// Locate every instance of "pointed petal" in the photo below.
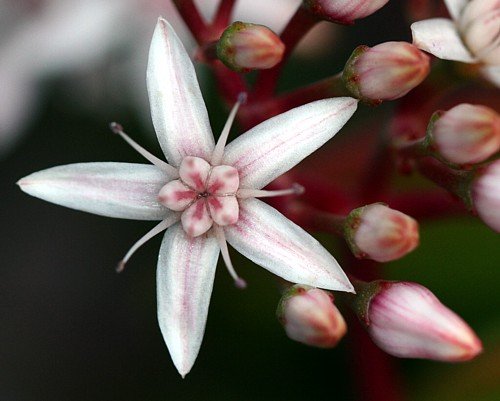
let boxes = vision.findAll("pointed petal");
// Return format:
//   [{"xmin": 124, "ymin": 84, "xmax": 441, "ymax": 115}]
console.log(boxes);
[
  {"xmin": 208, "ymin": 196, "xmax": 239, "ymax": 225},
  {"xmin": 181, "ymin": 200, "xmax": 213, "ymax": 237},
  {"xmin": 179, "ymin": 156, "xmax": 211, "ymax": 191},
  {"xmin": 158, "ymin": 180, "xmax": 196, "ymax": 211},
  {"xmin": 443, "ymin": 0, "xmax": 467, "ymax": 20},
  {"xmin": 482, "ymin": 65, "xmax": 500, "ymax": 87},
  {"xmin": 157, "ymin": 223, "xmax": 220, "ymax": 377},
  {"xmin": 207, "ymin": 165, "xmax": 239, "ymax": 194},
  {"xmin": 18, "ymin": 163, "xmax": 171, "ymax": 220},
  {"xmin": 411, "ymin": 19, "xmax": 476, "ymax": 63},
  {"xmin": 223, "ymin": 98, "xmax": 358, "ymax": 189},
  {"xmin": 147, "ymin": 18, "xmax": 214, "ymax": 166},
  {"xmin": 225, "ymin": 198, "xmax": 354, "ymax": 292}
]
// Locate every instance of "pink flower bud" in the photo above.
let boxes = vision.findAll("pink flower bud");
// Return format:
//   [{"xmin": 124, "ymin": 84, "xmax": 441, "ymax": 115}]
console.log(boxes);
[
  {"xmin": 343, "ymin": 42, "xmax": 430, "ymax": 103},
  {"xmin": 472, "ymin": 159, "xmax": 500, "ymax": 232},
  {"xmin": 302, "ymin": 0, "xmax": 389, "ymax": 24},
  {"xmin": 346, "ymin": 204, "xmax": 419, "ymax": 262},
  {"xmin": 367, "ymin": 282, "xmax": 482, "ymax": 361},
  {"xmin": 277, "ymin": 285, "xmax": 347, "ymax": 348},
  {"xmin": 217, "ymin": 21, "xmax": 285, "ymax": 72},
  {"xmin": 431, "ymin": 104, "xmax": 500, "ymax": 165}
]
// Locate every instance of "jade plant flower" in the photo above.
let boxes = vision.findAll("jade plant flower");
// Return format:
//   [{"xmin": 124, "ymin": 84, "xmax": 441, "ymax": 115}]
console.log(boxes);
[
  {"xmin": 411, "ymin": 0, "xmax": 500, "ymax": 86},
  {"xmin": 18, "ymin": 18, "xmax": 357, "ymax": 377}
]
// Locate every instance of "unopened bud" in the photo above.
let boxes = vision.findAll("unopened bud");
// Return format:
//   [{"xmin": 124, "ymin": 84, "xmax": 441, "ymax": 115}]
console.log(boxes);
[
  {"xmin": 217, "ymin": 21, "xmax": 285, "ymax": 73},
  {"xmin": 343, "ymin": 42, "xmax": 430, "ymax": 103},
  {"xmin": 345, "ymin": 203, "xmax": 419, "ymax": 262},
  {"xmin": 472, "ymin": 159, "xmax": 500, "ymax": 232},
  {"xmin": 355, "ymin": 281, "xmax": 482, "ymax": 362},
  {"xmin": 277, "ymin": 285, "xmax": 347, "ymax": 348},
  {"xmin": 430, "ymin": 104, "xmax": 500, "ymax": 165},
  {"xmin": 302, "ymin": 0, "xmax": 389, "ymax": 24}
]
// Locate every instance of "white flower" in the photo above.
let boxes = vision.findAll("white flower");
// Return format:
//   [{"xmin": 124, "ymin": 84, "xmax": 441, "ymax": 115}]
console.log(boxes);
[
  {"xmin": 411, "ymin": 0, "xmax": 500, "ymax": 86},
  {"xmin": 18, "ymin": 18, "xmax": 357, "ymax": 377}
]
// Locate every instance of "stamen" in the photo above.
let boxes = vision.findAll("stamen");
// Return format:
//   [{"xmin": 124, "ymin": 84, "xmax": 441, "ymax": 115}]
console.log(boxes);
[
  {"xmin": 213, "ymin": 225, "xmax": 247, "ymax": 289},
  {"xmin": 109, "ymin": 122, "xmax": 178, "ymax": 177},
  {"xmin": 210, "ymin": 92, "xmax": 247, "ymax": 166},
  {"xmin": 237, "ymin": 183, "xmax": 304, "ymax": 199},
  {"xmin": 116, "ymin": 214, "xmax": 180, "ymax": 273}
]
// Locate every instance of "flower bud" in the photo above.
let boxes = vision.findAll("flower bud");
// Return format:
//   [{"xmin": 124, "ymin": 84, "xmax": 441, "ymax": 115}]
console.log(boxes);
[
  {"xmin": 343, "ymin": 42, "xmax": 430, "ymax": 103},
  {"xmin": 302, "ymin": 0, "xmax": 389, "ymax": 24},
  {"xmin": 345, "ymin": 203, "xmax": 419, "ymax": 262},
  {"xmin": 472, "ymin": 159, "xmax": 500, "ymax": 232},
  {"xmin": 430, "ymin": 104, "xmax": 500, "ymax": 165},
  {"xmin": 357, "ymin": 281, "xmax": 482, "ymax": 362},
  {"xmin": 216, "ymin": 21, "xmax": 285, "ymax": 73},
  {"xmin": 277, "ymin": 285, "xmax": 347, "ymax": 348}
]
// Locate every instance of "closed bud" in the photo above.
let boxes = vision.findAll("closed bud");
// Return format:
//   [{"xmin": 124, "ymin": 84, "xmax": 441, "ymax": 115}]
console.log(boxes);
[
  {"xmin": 216, "ymin": 21, "xmax": 285, "ymax": 73},
  {"xmin": 472, "ymin": 159, "xmax": 500, "ymax": 232},
  {"xmin": 302, "ymin": 0, "xmax": 389, "ymax": 24},
  {"xmin": 345, "ymin": 203, "xmax": 419, "ymax": 262},
  {"xmin": 277, "ymin": 285, "xmax": 347, "ymax": 348},
  {"xmin": 343, "ymin": 42, "xmax": 430, "ymax": 103},
  {"xmin": 430, "ymin": 104, "xmax": 500, "ymax": 165},
  {"xmin": 357, "ymin": 281, "xmax": 482, "ymax": 362}
]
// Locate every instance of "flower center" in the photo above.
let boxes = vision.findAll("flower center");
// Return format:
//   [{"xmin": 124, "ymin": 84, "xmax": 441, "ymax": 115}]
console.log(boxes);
[{"xmin": 158, "ymin": 156, "xmax": 240, "ymax": 237}]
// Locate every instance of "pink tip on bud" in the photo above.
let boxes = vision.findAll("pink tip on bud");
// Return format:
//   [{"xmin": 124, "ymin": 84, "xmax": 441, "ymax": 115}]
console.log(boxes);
[
  {"xmin": 343, "ymin": 42, "xmax": 430, "ymax": 103},
  {"xmin": 277, "ymin": 285, "xmax": 347, "ymax": 348},
  {"xmin": 365, "ymin": 281, "xmax": 482, "ymax": 362},
  {"xmin": 346, "ymin": 203, "xmax": 419, "ymax": 263},
  {"xmin": 217, "ymin": 21, "xmax": 285, "ymax": 73},
  {"xmin": 302, "ymin": 0, "xmax": 389, "ymax": 24},
  {"xmin": 472, "ymin": 159, "xmax": 500, "ymax": 232},
  {"xmin": 430, "ymin": 104, "xmax": 500, "ymax": 165}
]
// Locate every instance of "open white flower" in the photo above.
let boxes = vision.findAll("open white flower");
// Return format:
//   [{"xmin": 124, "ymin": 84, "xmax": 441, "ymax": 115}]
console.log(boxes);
[
  {"xmin": 411, "ymin": 0, "xmax": 500, "ymax": 86},
  {"xmin": 18, "ymin": 18, "xmax": 357, "ymax": 377}
]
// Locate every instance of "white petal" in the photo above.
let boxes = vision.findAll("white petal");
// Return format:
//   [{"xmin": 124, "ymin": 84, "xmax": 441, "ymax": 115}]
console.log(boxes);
[
  {"xmin": 223, "ymin": 98, "xmax": 358, "ymax": 189},
  {"xmin": 18, "ymin": 162, "xmax": 170, "ymax": 220},
  {"xmin": 411, "ymin": 19, "xmax": 476, "ymax": 63},
  {"xmin": 225, "ymin": 198, "xmax": 354, "ymax": 292},
  {"xmin": 443, "ymin": 0, "xmax": 468, "ymax": 20},
  {"xmin": 147, "ymin": 18, "xmax": 214, "ymax": 166},
  {"xmin": 157, "ymin": 223, "xmax": 219, "ymax": 377},
  {"xmin": 481, "ymin": 65, "xmax": 500, "ymax": 87}
]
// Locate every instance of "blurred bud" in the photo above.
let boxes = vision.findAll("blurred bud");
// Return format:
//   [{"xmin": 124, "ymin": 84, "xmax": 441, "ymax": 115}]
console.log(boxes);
[
  {"xmin": 356, "ymin": 281, "xmax": 482, "ymax": 361},
  {"xmin": 472, "ymin": 159, "xmax": 500, "ymax": 232},
  {"xmin": 277, "ymin": 285, "xmax": 347, "ymax": 348},
  {"xmin": 302, "ymin": 0, "xmax": 389, "ymax": 24},
  {"xmin": 343, "ymin": 42, "xmax": 430, "ymax": 103},
  {"xmin": 345, "ymin": 203, "xmax": 419, "ymax": 262},
  {"xmin": 216, "ymin": 21, "xmax": 285, "ymax": 73},
  {"xmin": 430, "ymin": 104, "xmax": 500, "ymax": 165},
  {"xmin": 459, "ymin": 0, "xmax": 500, "ymax": 65}
]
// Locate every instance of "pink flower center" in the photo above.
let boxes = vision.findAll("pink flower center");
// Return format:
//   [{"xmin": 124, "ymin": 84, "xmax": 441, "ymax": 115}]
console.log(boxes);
[{"xmin": 158, "ymin": 156, "xmax": 240, "ymax": 237}]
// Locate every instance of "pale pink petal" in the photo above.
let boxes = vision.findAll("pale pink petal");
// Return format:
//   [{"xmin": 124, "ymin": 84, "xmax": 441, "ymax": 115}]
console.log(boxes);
[
  {"xmin": 224, "ymin": 198, "xmax": 354, "ymax": 292},
  {"xmin": 181, "ymin": 199, "xmax": 213, "ymax": 237},
  {"xmin": 207, "ymin": 165, "xmax": 239, "ymax": 194},
  {"xmin": 207, "ymin": 196, "xmax": 239, "ymax": 226},
  {"xmin": 179, "ymin": 156, "xmax": 211, "ymax": 191},
  {"xmin": 481, "ymin": 65, "xmax": 500, "ymax": 87},
  {"xmin": 18, "ymin": 162, "xmax": 171, "ymax": 220},
  {"xmin": 222, "ymin": 98, "xmax": 358, "ymax": 189},
  {"xmin": 158, "ymin": 180, "xmax": 196, "ymax": 211},
  {"xmin": 411, "ymin": 19, "xmax": 476, "ymax": 63},
  {"xmin": 157, "ymin": 223, "xmax": 220, "ymax": 377},
  {"xmin": 147, "ymin": 18, "xmax": 214, "ymax": 166},
  {"xmin": 443, "ymin": 0, "xmax": 468, "ymax": 20}
]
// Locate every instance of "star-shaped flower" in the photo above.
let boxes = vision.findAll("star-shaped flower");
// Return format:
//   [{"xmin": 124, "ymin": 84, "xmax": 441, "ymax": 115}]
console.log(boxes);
[
  {"xmin": 411, "ymin": 0, "xmax": 500, "ymax": 86},
  {"xmin": 18, "ymin": 18, "xmax": 357, "ymax": 377}
]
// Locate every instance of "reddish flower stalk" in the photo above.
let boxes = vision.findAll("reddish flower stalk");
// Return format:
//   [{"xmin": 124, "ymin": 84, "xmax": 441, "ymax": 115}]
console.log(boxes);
[
  {"xmin": 212, "ymin": 0, "xmax": 237, "ymax": 33},
  {"xmin": 171, "ymin": 0, "xmax": 212, "ymax": 42}
]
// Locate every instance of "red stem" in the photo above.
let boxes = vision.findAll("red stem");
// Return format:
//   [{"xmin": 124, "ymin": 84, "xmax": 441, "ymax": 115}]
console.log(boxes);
[
  {"xmin": 253, "ymin": 7, "xmax": 319, "ymax": 99},
  {"xmin": 212, "ymin": 0, "xmax": 236, "ymax": 32},
  {"xmin": 172, "ymin": 0, "xmax": 211, "ymax": 42}
]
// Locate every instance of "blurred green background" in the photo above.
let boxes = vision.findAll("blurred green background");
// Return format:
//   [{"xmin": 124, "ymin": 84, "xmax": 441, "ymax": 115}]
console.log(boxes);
[{"xmin": 1, "ymin": 1, "xmax": 499, "ymax": 400}]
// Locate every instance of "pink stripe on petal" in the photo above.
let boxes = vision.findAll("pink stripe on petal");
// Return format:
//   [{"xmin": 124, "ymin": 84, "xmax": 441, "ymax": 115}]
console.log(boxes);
[
  {"xmin": 224, "ymin": 198, "xmax": 353, "ymax": 292},
  {"xmin": 181, "ymin": 199, "xmax": 213, "ymax": 237},
  {"xmin": 208, "ymin": 196, "xmax": 239, "ymax": 225},
  {"xmin": 179, "ymin": 156, "xmax": 211, "ymax": 192},
  {"xmin": 157, "ymin": 223, "xmax": 220, "ymax": 377},
  {"xmin": 158, "ymin": 180, "xmax": 196, "ymax": 211},
  {"xmin": 207, "ymin": 165, "xmax": 239, "ymax": 194}
]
